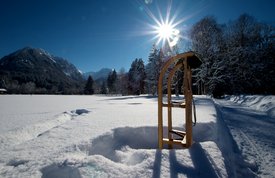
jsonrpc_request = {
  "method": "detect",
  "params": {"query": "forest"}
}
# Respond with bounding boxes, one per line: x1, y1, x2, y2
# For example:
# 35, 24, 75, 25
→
87, 13, 274, 97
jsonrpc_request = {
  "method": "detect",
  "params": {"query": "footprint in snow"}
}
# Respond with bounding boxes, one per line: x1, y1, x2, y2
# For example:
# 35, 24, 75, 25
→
71, 109, 90, 116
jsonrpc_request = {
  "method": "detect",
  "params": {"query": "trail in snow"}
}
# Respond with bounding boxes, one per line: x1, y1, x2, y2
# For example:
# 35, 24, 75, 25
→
215, 99, 275, 178
0, 109, 90, 150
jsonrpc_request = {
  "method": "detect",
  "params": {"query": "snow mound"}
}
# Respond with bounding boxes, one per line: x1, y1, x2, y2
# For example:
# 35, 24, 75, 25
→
0, 109, 91, 149
0, 113, 72, 149
41, 141, 226, 178
226, 95, 275, 118
40, 121, 227, 177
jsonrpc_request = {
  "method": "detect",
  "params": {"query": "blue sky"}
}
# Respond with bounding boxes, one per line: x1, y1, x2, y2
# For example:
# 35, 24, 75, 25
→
0, 0, 274, 72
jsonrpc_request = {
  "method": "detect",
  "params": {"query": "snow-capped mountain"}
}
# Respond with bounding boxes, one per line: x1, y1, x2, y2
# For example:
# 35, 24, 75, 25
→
83, 68, 112, 80
53, 56, 83, 81
0, 47, 84, 94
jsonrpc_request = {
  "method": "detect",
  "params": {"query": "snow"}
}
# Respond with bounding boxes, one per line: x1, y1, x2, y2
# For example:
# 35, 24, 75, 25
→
0, 88, 7, 92
78, 69, 83, 75
0, 95, 274, 177
215, 95, 275, 177
225, 95, 275, 118
38, 48, 57, 63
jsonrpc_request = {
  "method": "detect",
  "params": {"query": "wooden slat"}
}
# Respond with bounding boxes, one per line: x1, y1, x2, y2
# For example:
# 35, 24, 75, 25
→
169, 129, 186, 138
163, 138, 187, 147
162, 102, 186, 108
172, 102, 186, 108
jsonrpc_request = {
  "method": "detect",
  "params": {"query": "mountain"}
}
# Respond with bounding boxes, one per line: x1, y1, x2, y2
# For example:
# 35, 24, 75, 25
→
83, 68, 112, 81
53, 56, 83, 81
0, 47, 84, 94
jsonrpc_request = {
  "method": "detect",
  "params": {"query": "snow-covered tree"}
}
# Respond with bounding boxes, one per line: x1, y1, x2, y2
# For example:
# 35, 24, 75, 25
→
145, 44, 164, 95
117, 68, 129, 95
223, 14, 275, 94
128, 58, 146, 95
107, 70, 117, 94
189, 14, 274, 95
190, 16, 226, 95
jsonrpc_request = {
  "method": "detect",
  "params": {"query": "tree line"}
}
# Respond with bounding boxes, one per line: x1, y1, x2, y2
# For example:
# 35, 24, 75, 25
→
84, 44, 163, 95
190, 13, 274, 96
86, 13, 274, 96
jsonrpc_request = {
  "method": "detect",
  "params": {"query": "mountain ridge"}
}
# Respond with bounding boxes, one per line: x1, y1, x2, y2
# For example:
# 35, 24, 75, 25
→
83, 68, 112, 80
0, 47, 84, 94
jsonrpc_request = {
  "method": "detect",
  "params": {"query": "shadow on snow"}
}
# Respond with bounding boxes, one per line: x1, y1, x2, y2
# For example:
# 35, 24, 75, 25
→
41, 97, 223, 177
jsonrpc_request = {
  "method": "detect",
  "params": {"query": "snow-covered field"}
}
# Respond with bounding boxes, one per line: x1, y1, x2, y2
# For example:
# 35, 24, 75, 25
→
0, 95, 274, 177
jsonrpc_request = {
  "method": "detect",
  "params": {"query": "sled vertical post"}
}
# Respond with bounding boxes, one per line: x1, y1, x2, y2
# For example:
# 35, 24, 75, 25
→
158, 51, 201, 149
158, 74, 164, 149
184, 60, 193, 147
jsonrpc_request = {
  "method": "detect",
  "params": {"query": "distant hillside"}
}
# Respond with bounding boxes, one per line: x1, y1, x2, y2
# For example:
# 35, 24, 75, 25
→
83, 68, 112, 81
0, 47, 84, 94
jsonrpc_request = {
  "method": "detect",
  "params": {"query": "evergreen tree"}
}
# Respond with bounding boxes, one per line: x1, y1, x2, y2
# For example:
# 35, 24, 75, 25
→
107, 70, 117, 94
145, 44, 164, 95
100, 82, 107, 94
117, 68, 129, 95
84, 75, 94, 94
128, 58, 146, 95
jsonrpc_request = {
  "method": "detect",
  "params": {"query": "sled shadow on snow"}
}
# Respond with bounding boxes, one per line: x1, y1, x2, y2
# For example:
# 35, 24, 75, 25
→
40, 124, 218, 178
41, 163, 82, 178
87, 123, 216, 156
86, 125, 218, 178
102, 95, 158, 101
40, 97, 219, 177
152, 144, 219, 178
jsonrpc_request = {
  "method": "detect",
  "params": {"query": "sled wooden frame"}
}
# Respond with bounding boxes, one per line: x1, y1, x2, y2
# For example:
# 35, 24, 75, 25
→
158, 51, 201, 149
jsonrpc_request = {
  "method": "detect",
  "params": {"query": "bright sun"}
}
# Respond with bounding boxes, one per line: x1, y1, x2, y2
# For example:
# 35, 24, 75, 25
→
156, 22, 180, 47
157, 24, 173, 39
141, 1, 187, 49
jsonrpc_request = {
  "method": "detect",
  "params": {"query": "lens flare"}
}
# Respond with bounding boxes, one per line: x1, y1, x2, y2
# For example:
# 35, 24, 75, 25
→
144, 0, 153, 4
141, 1, 184, 50
155, 22, 180, 47
157, 23, 173, 39
136, 0, 197, 52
